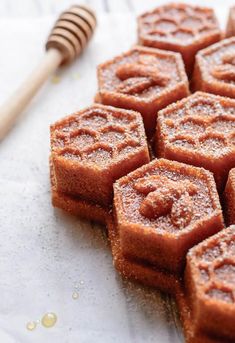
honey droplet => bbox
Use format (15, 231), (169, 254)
(72, 291), (79, 300)
(26, 321), (37, 331)
(41, 312), (57, 328)
(51, 75), (61, 84)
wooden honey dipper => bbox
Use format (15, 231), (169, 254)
(0, 4), (96, 140)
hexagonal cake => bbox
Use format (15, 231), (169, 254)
(226, 6), (235, 38)
(50, 104), (150, 221)
(185, 226), (235, 342)
(107, 217), (179, 294)
(137, 3), (221, 75)
(96, 46), (189, 136)
(112, 158), (224, 285)
(193, 37), (235, 98)
(47, 4), (235, 342)
(224, 168), (235, 225)
(157, 92), (235, 192)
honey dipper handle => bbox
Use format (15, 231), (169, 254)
(0, 48), (62, 140)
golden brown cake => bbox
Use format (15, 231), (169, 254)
(157, 92), (235, 192)
(138, 3), (221, 75)
(50, 104), (150, 219)
(50, 159), (110, 224)
(48, 5), (233, 341)
(107, 217), (179, 294)
(96, 46), (189, 136)
(182, 226), (235, 342)
(112, 158), (224, 287)
(226, 6), (235, 38)
(224, 168), (235, 225)
(192, 37), (235, 98)
(176, 286), (230, 343)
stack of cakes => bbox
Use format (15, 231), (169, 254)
(50, 3), (235, 343)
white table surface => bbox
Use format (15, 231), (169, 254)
(0, 0), (235, 17)
(0, 1), (231, 342)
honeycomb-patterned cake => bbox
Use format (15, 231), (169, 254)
(157, 92), (235, 192)
(137, 3), (221, 75)
(226, 6), (235, 38)
(193, 37), (235, 98)
(113, 158), (224, 275)
(50, 104), (150, 214)
(96, 46), (189, 136)
(48, 4), (235, 343)
(185, 226), (235, 342)
(224, 168), (235, 226)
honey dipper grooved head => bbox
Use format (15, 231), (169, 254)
(46, 4), (97, 65)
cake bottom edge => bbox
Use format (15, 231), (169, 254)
(107, 217), (180, 295)
(50, 158), (111, 225)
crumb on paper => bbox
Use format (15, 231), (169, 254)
(72, 72), (80, 80)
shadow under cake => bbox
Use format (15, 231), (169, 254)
(157, 92), (235, 193)
(96, 45), (189, 137)
(192, 37), (235, 98)
(137, 3), (222, 76)
(109, 158), (224, 293)
(177, 226), (235, 343)
(50, 104), (150, 222)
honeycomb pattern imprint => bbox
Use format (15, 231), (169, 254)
(50, 104), (150, 207)
(185, 226), (235, 341)
(193, 37), (235, 99)
(157, 91), (235, 192)
(97, 45), (189, 136)
(138, 3), (221, 75)
(114, 158), (224, 274)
